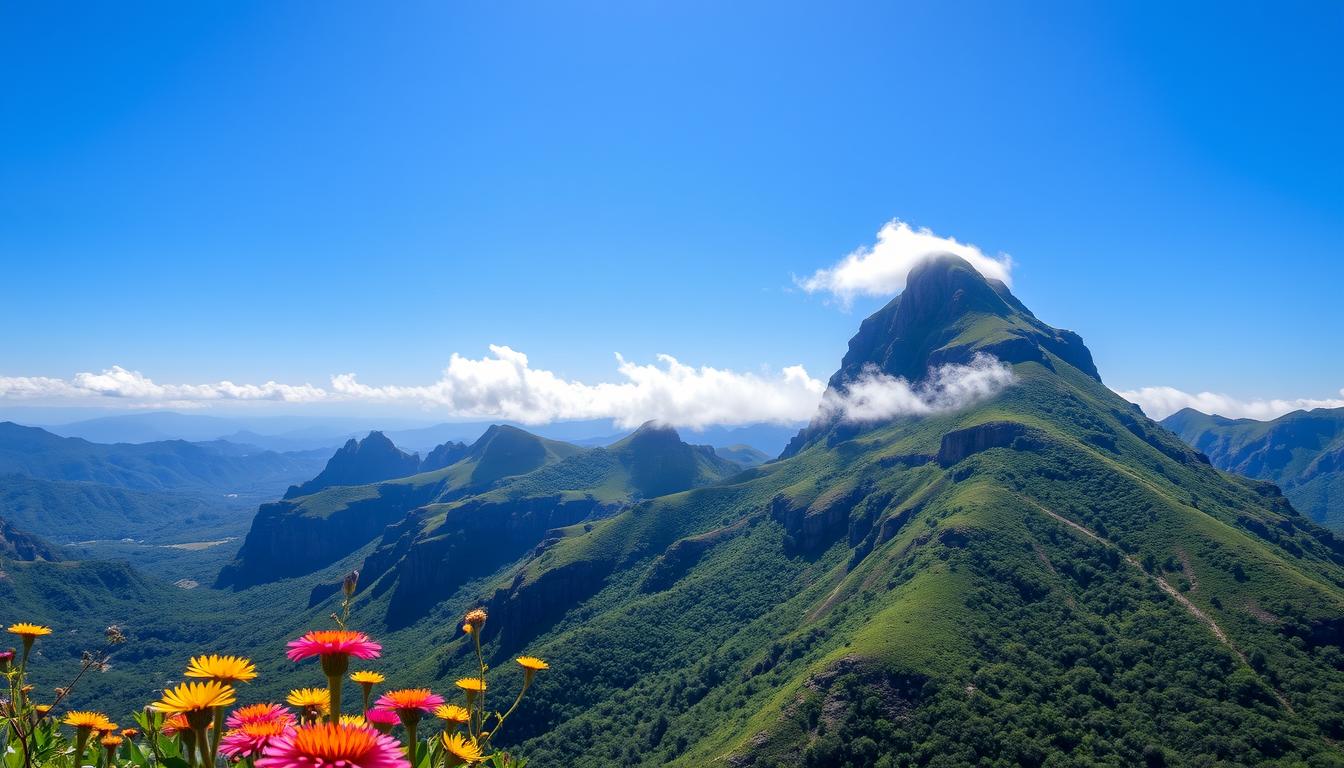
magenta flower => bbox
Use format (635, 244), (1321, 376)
(256, 723), (408, 768)
(227, 703), (294, 729)
(363, 709), (400, 726)
(220, 721), (294, 759)
(285, 630), (382, 662)
(373, 689), (444, 714)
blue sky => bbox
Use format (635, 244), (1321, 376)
(1, 1), (1341, 424)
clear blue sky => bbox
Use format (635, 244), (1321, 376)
(2, 1), (1341, 419)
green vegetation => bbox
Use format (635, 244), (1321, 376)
(1164, 406), (1344, 531)
(6, 256), (1344, 766)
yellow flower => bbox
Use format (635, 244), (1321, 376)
(463, 608), (487, 629)
(63, 711), (114, 732)
(100, 734), (123, 749)
(515, 656), (548, 673)
(34, 704), (52, 716)
(441, 732), (484, 765)
(350, 670), (385, 685)
(286, 687), (331, 713)
(338, 714), (368, 727)
(6, 623), (52, 639)
(185, 654), (257, 683)
(454, 677), (487, 694)
(152, 681), (236, 714)
(433, 704), (471, 724)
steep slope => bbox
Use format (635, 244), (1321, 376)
(433, 256), (1344, 767)
(0, 474), (234, 542)
(216, 426), (588, 588)
(1164, 407), (1344, 531)
(0, 516), (62, 561)
(350, 422), (742, 626)
(283, 431), (422, 498)
(714, 444), (772, 467)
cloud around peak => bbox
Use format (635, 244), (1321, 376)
(797, 220), (1013, 307)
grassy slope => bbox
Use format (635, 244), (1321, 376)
(450, 359), (1344, 766)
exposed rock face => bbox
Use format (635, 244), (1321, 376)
(284, 432), (421, 499)
(217, 481), (441, 588)
(380, 495), (616, 627)
(0, 516), (61, 561)
(937, 421), (1038, 466)
(771, 484), (873, 554)
(484, 559), (607, 650)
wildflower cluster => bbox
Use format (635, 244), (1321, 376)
(1, 584), (547, 768)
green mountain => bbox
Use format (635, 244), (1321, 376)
(283, 431), (424, 498)
(348, 421), (741, 626)
(1163, 407), (1344, 532)
(0, 422), (329, 496)
(437, 256), (1344, 766)
(216, 425), (589, 588)
(0, 473), (234, 543)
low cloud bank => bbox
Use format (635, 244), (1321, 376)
(797, 220), (1013, 308)
(1117, 385), (1344, 421)
(823, 354), (1016, 422)
(0, 348), (825, 429)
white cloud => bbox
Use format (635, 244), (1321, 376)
(330, 345), (826, 428)
(822, 354), (1017, 422)
(1117, 385), (1344, 421)
(797, 220), (1013, 307)
(0, 351), (828, 429)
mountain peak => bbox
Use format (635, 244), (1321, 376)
(283, 430), (420, 498)
(830, 253), (1099, 389)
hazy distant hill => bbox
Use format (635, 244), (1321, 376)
(1163, 406), (1344, 531)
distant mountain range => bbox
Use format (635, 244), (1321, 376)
(1163, 406), (1344, 531)
(19, 411), (804, 456)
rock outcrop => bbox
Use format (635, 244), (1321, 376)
(284, 432), (421, 499)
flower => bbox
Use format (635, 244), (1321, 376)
(286, 688), (331, 716)
(339, 715), (368, 727)
(515, 656), (548, 673)
(433, 704), (470, 724)
(161, 714), (190, 736)
(374, 688), (444, 713)
(0, 649), (14, 669)
(6, 623), (52, 639)
(220, 719), (294, 759)
(516, 655), (549, 684)
(100, 734), (124, 750)
(227, 703), (294, 729)
(361, 709), (399, 734)
(185, 654), (258, 683)
(454, 678), (487, 695)
(350, 671), (385, 685)
(34, 704), (52, 716)
(64, 711), (114, 732)
(441, 732), (484, 765)
(152, 681), (237, 714)
(121, 729), (139, 739)
(362, 708), (399, 725)
(463, 608), (487, 630)
(286, 631), (381, 663)
(255, 722), (409, 768)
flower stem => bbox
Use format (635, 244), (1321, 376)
(405, 720), (418, 767)
(327, 673), (342, 725)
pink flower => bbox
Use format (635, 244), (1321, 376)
(363, 709), (400, 726)
(256, 723), (408, 768)
(285, 630), (382, 662)
(373, 689), (444, 714)
(220, 720), (294, 759)
(226, 703), (294, 730)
